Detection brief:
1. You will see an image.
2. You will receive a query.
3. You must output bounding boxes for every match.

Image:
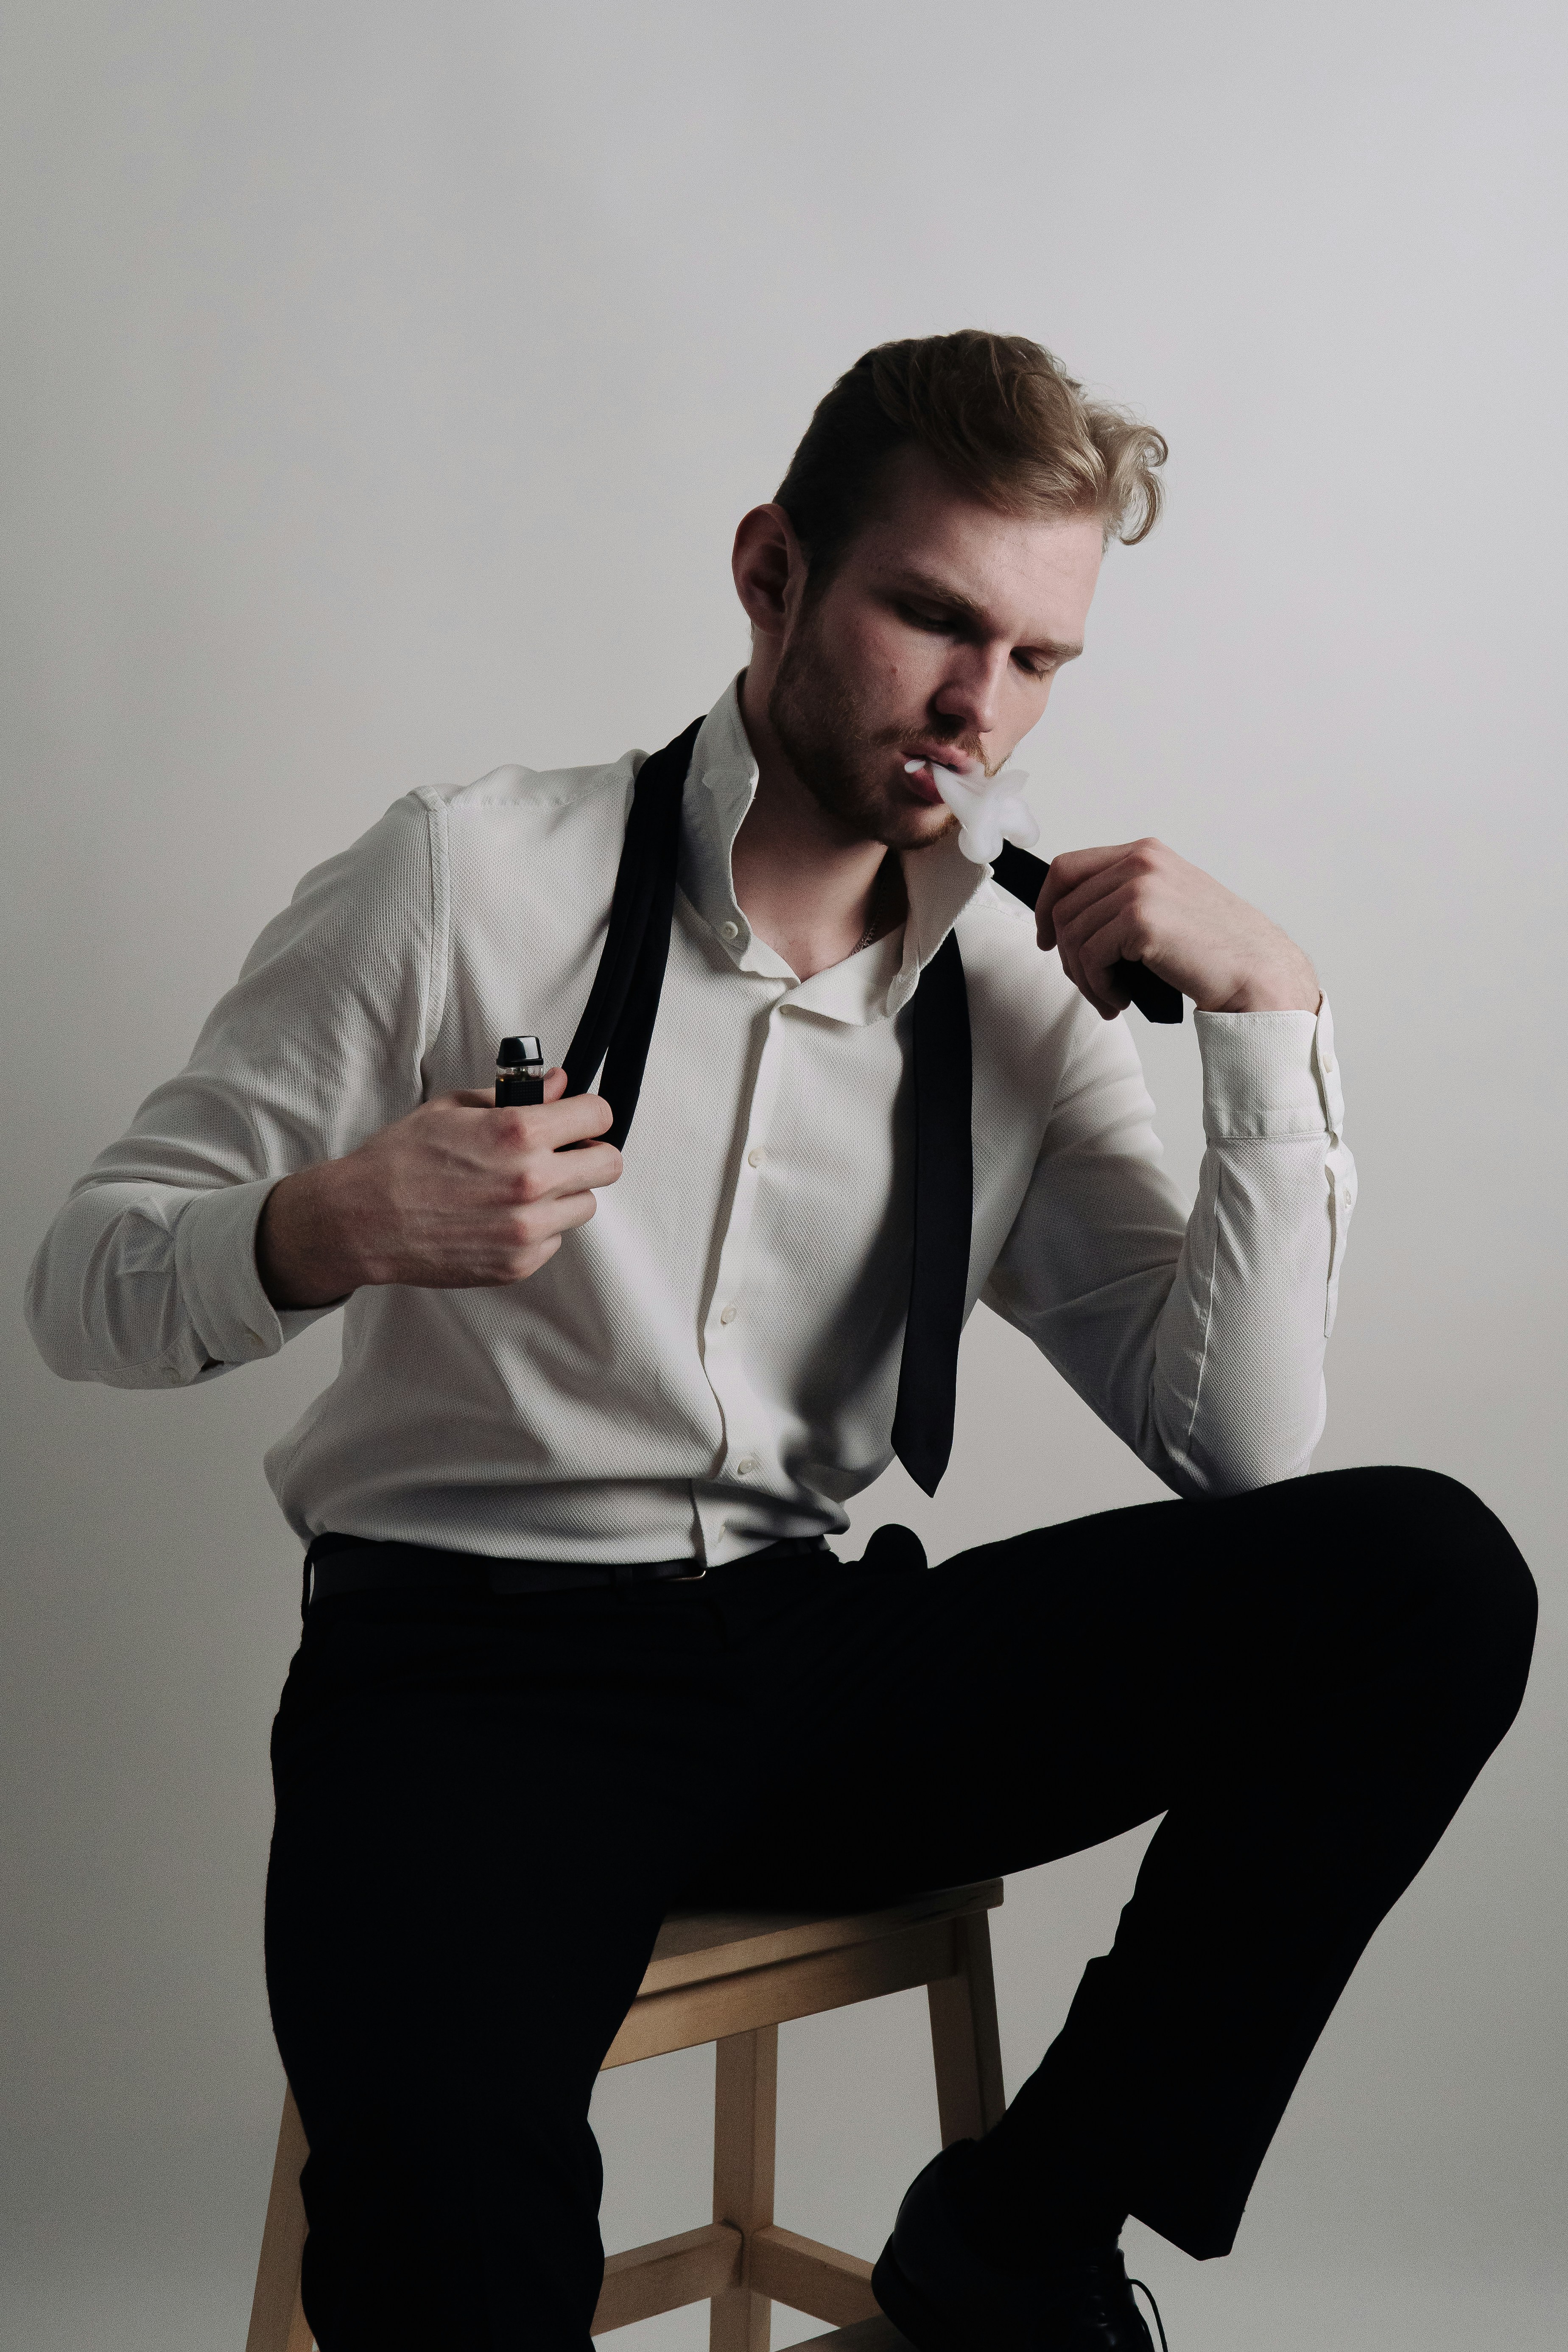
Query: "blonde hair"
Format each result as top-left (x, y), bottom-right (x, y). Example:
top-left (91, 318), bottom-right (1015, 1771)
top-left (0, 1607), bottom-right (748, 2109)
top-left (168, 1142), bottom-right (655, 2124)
top-left (776, 330), bottom-right (1166, 579)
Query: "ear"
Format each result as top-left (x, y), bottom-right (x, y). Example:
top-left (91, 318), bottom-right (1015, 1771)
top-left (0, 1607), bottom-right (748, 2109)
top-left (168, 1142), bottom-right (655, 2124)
top-left (732, 503), bottom-right (806, 640)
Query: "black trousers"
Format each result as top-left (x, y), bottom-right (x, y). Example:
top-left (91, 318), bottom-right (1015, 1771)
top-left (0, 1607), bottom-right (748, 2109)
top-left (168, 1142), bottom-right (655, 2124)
top-left (264, 1467), bottom-right (1535, 2350)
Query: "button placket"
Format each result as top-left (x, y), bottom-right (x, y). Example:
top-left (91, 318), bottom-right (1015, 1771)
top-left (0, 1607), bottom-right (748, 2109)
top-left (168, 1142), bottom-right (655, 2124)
top-left (1314, 1001), bottom-right (1355, 1334)
top-left (1313, 1004), bottom-right (1345, 1144)
top-left (701, 994), bottom-right (791, 1480)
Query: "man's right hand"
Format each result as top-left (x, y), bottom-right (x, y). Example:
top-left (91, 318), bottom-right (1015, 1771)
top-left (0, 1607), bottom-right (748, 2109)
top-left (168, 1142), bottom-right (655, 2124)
top-left (255, 1070), bottom-right (622, 1310)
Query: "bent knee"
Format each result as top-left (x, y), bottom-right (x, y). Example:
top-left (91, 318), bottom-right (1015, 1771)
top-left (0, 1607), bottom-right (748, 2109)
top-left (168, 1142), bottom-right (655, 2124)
top-left (1371, 1465), bottom-right (1537, 1684)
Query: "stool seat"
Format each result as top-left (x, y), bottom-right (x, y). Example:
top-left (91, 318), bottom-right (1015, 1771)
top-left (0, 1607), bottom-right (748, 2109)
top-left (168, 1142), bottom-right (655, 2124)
top-left (605, 1879), bottom-right (1003, 2067)
top-left (246, 1878), bottom-right (1004, 2352)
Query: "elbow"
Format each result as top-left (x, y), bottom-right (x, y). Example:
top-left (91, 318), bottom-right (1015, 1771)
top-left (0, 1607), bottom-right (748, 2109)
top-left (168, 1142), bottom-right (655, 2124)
top-left (24, 1251), bottom-right (127, 1386)
top-left (1156, 1374), bottom-right (1328, 1500)
top-left (23, 1243), bottom-right (88, 1382)
top-left (23, 1218), bottom-right (199, 1390)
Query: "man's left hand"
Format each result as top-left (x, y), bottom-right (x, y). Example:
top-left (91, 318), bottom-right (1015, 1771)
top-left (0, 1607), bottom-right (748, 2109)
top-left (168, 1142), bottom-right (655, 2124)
top-left (1036, 838), bottom-right (1321, 1019)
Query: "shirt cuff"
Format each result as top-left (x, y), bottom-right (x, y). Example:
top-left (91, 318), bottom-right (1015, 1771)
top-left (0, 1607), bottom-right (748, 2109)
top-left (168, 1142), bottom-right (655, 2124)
top-left (1195, 994), bottom-right (1345, 1143)
top-left (171, 1177), bottom-right (319, 1368)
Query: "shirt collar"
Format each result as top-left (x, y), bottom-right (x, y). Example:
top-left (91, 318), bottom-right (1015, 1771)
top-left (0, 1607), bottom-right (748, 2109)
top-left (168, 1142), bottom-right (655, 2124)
top-left (678, 673), bottom-right (989, 1028)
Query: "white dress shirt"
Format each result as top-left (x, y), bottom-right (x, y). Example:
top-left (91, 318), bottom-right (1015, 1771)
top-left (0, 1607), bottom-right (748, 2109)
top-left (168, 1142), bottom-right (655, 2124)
top-left (26, 677), bottom-right (1356, 1566)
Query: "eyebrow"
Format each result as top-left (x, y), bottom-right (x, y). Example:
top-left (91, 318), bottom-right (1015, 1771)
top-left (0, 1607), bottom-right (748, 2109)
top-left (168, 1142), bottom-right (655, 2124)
top-left (889, 568), bottom-right (1084, 663)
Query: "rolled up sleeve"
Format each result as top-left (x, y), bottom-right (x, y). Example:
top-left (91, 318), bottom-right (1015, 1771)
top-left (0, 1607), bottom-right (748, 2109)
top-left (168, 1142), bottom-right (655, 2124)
top-left (25, 791), bottom-right (444, 1388)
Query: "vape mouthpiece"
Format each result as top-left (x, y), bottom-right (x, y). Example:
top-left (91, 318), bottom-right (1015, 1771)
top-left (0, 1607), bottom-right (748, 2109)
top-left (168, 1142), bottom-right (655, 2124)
top-left (904, 759), bottom-right (1040, 866)
top-left (496, 1035), bottom-right (546, 1106)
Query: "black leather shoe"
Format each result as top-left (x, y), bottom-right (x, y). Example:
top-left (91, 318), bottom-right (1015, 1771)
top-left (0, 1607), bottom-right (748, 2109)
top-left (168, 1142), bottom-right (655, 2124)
top-left (872, 2149), bottom-right (1165, 2351)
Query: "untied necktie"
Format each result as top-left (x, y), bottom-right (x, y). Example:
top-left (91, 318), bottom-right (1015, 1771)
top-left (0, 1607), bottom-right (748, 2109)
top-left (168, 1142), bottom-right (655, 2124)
top-left (561, 720), bottom-right (1179, 1497)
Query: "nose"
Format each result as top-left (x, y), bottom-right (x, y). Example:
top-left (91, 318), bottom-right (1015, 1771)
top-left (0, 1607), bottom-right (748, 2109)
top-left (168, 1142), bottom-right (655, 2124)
top-left (931, 643), bottom-right (1010, 742)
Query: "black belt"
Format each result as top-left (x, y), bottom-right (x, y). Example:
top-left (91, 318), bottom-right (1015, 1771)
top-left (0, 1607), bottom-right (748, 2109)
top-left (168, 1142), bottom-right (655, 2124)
top-left (302, 1530), bottom-right (830, 1611)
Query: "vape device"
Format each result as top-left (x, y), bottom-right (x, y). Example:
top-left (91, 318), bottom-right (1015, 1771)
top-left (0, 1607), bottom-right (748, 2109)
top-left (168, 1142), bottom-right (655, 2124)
top-left (495, 1035), bottom-right (546, 1106)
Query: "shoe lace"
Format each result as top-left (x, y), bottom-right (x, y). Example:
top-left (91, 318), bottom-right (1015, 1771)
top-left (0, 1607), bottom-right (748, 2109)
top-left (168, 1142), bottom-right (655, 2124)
top-left (1128, 2276), bottom-right (1170, 2352)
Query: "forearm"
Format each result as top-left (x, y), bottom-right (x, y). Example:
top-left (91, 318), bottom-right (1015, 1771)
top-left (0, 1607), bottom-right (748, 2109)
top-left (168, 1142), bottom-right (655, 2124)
top-left (987, 996), bottom-right (1353, 1499)
top-left (1148, 1003), bottom-right (1352, 1493)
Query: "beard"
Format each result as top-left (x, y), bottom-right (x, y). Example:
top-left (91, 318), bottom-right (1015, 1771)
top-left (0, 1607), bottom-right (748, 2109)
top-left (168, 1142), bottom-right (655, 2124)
top-left (767, 612), bottom-right (972, 851)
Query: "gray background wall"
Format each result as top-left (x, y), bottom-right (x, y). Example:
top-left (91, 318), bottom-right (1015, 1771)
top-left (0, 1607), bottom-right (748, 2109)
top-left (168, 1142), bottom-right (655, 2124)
top-left (3, 4), bottom-right (1564, 2346)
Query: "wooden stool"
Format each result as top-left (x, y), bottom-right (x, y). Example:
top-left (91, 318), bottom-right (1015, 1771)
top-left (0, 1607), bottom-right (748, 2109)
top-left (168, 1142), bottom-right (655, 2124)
top-left (245, 1877), bottom-right (1003, 2352)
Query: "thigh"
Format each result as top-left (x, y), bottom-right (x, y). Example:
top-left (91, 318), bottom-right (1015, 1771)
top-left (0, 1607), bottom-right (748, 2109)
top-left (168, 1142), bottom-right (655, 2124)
top-left (701, 1465), bottom-right (1523, 1908)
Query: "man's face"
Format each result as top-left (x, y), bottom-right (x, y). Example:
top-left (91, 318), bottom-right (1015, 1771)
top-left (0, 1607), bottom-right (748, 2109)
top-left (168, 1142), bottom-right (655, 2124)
top-left (766, 445), bottom-right (1105, 851)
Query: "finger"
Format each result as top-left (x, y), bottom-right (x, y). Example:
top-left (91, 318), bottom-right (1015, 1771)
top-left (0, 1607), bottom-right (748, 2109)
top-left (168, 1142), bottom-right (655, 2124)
top-left (1049, 884), bottom-right (1138, 1018)
top-left (517, 1140), bottom-right (623, 1205)
top-left (490, 1088), bottom-right (615, 1151)
top-left (552, 1187), bottom-right (601, 1231)
top-left (1042, 859), bottom-right (1136, 953)
top-left (1036, 843), bottom-right (1138, 946)
top-left (1053, 875), bottom-right (1146, 963)
top-left (517, 1186), bottom-right (602, 1245)
top-left (535, 1086), bottom-right (612, 1141)
top-left (1073, 903), bottom-right (1146, 1018)
top-left (1057, 931), bottom-right (1129, 1020)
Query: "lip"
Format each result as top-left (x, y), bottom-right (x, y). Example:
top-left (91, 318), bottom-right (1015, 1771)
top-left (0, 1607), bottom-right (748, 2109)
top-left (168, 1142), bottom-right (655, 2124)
top-left (903, 744), bottom-right (984, 781)
top-left (900, 762), bottom-right (946, 807)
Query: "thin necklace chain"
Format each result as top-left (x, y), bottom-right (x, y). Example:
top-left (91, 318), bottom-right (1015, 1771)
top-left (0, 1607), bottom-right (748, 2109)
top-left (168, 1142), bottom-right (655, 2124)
top-left (855, 855), bottom-right (900, 955)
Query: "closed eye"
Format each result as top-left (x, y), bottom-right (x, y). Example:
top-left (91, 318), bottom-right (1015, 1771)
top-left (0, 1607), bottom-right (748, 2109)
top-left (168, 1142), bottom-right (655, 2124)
top-left (896, 600), bottom-right (961, 636)
top-left (888, 586), bottom-right (1081, 676)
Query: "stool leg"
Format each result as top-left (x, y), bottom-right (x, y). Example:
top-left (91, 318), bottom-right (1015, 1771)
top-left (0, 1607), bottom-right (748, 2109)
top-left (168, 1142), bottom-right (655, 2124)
top-left (927, 1912), bottom-right (1006, 2146)
top-left (245, 2084), bottom-right (316, 2352)
top-left (710, 2025), bottom-right (777, 2352)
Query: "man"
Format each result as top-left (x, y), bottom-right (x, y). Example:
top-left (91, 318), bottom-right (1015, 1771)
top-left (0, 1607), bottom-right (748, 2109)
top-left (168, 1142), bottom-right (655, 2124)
top-left (27, 332), bottom-right (1535, 2351)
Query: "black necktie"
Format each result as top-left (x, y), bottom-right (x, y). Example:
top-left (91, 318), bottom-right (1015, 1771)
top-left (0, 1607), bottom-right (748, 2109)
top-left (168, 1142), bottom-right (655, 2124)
top-left (562, 724), bottom-right (1180, 1496)
top-left (561, 719), bottom-right (702, 1148)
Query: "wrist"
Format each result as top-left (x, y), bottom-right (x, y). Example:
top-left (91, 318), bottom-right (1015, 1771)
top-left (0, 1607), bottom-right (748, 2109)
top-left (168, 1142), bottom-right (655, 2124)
top-left (1199, 950), bottom-right (1321, 1016)
top-left (256, 1161), bottom-right (361, 1309)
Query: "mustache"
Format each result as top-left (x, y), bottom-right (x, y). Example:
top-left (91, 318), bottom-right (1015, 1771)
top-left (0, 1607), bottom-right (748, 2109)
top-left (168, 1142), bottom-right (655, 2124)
top-left (871, 722), bottom-right (986, 756)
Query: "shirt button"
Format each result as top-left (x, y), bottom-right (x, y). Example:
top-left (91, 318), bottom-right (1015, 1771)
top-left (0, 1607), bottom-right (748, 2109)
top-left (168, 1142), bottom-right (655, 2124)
top-left (721, 920), bottom-right (739, 940)
top-left (747, 1147), bottom-right (765, 1169)
top-left (243, 1328), bottom-right (263, 1346)
top-left (735, 1455), bottom-right (758, 1477)
top-left (719, 1303), bottom-right (738, 1325)
top-left (1322, 1052), bottom-right (1335, 1073)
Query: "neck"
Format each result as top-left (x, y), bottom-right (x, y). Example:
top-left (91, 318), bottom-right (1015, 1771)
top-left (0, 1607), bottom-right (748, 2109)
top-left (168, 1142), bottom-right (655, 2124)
top-left (732, 666), bottom-right (898, 982)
